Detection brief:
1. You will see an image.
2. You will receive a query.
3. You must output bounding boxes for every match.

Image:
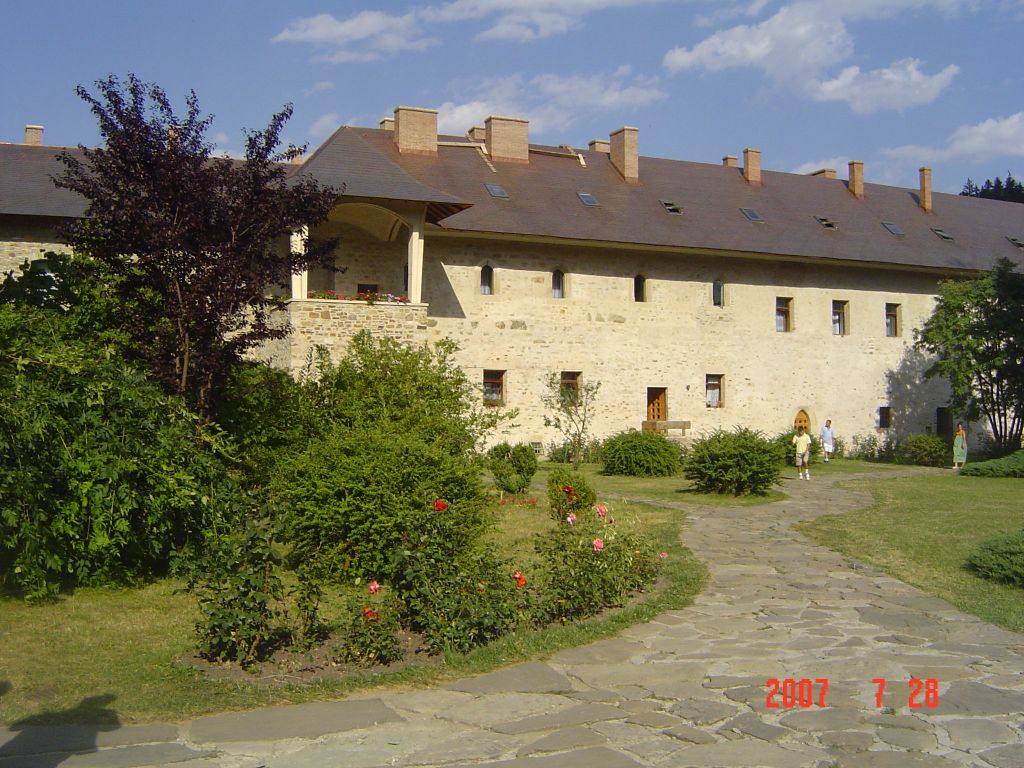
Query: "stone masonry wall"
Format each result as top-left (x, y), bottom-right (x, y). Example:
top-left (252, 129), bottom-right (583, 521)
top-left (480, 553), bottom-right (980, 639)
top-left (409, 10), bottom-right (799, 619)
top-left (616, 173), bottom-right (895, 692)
top-left (0, 216), bottom-right (70, 276)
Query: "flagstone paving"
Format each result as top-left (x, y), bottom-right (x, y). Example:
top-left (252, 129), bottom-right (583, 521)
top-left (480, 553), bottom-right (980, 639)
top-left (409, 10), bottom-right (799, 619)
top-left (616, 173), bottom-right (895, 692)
top-left (2, 468), bottom-right (1022, 767)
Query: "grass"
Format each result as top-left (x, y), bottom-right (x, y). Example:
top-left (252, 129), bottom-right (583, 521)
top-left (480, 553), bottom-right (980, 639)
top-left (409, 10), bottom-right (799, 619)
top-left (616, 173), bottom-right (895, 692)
top-left (0, 472), bottom-right (706, 727)
top-left (796, 473), bottom-right (1024, 632)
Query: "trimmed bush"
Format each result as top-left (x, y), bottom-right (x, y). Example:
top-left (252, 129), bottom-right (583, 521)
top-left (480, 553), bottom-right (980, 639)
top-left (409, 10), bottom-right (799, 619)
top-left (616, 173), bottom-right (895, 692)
top-left (546, 468), bottom-right (597, 522)
top-left (895, 433), bottom-right (949, 467)
top-left (966, 529), bottom-right (1024, 587)
top-left (546, 439), bottom-right (603, 464)
top-left (960, 449), bottom-right (1024, 477)
top-left (337, 588), bottom-right (403, 666)
top-left (601, 430), bottom-right (681, 477)
top-left (683, 428), bottom-right (784, 496)
top-left (488, 442), bottom-right (539, 494)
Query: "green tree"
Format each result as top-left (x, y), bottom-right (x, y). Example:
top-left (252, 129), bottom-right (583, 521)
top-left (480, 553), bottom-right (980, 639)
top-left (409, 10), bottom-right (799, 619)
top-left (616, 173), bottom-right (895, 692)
top-left (56, 74), bottom-right (338, 414)
top-left (542, 372), bottom-right (601, 469)
top-left (916, 258), bottom-right (1024, 454)
top-left (961, 173), bottom-right (1024, 203)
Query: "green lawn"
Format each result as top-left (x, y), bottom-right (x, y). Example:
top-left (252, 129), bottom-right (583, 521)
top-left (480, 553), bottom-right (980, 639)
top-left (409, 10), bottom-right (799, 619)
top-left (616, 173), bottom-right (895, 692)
top-left (0, 478), bottom-right (706, 726)
top-left (797, 473), bottom-right (1024, 632)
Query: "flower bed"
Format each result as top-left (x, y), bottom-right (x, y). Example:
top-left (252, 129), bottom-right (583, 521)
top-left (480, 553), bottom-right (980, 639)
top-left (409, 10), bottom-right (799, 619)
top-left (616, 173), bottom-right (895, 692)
top-left (307, 289), bottom-right (409, 304)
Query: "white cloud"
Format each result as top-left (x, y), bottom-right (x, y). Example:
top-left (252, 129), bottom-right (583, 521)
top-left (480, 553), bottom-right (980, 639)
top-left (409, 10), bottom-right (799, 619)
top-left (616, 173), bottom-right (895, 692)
top-left (663, 1), bottom-right (969, 113)
top-left (436, 68), bottom-right (667, 136)
top-left (304, 81), bottom-right (335, 96)
top-left (883, 113), bottom-right (1024, 164)
top-left (790, 156), bottom-right (850, 175)
top-left (309, 113), bottom-right (341, 139)
top-left (273, 10), bottom-right (436, 61)
top-left (813, 59), bottom-right (960, 113)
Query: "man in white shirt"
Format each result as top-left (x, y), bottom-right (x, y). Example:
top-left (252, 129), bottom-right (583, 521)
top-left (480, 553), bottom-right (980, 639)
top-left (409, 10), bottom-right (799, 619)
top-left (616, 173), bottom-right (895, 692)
top-left (819, 420), bottom-right (834, 463)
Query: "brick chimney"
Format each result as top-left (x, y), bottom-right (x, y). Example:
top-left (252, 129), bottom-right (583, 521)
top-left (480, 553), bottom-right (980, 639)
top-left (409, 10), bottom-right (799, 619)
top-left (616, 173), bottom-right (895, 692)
top-left (848, 160), bottom-right (864, 199)
top-left (919, 167), bottom-right (933, 213)
top-left (468, 125), bottom-right (486, 142)
top-left (393, 106), bottom-right (437, 155)
top-left (610, 126), bottom-right (639, 183)
top-left (589, 139), bottom-right (610, 154)
top-left (810, 168), bottom-right (837, 179)
top-left (24, 125), bottom-right (44, 145)
top-left (379, 117), bottom-right (394, 131)
top-left (743, 148), bottom-right (761, 184)
top-left (722, 155), bottom-right (738, 168)
top-left (485, 115), bottom-right (529, 163)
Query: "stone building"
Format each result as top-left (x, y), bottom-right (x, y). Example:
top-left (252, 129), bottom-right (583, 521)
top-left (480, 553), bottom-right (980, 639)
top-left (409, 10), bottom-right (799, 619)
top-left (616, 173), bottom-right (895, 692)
top-left (3, 112), bottom-right (1023, 449)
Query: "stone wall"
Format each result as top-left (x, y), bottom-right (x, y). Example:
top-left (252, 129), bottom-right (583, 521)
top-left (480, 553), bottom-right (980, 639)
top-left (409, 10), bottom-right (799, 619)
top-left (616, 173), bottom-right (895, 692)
top-left (0, 215), bottom-right (70, 276)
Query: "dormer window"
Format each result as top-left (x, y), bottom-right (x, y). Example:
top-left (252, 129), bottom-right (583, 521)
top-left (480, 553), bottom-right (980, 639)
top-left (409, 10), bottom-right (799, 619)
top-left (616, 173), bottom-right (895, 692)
top-left (660, 200), bottom-right (682, 215)
top-left (740, 207), bottom-right (765, 223)
top-left (484, 183), bottom-right (509, 199)
top-left (814, 215), bottom-right (838, 230)
top-left (882, 221), bottom-right (905, 236)
top-left (1007, 236), bottom-right (1024, 249)
top-left (931, 227), bottom-right (954, 241)
top-left (577, 192), bottom-right (600, 207)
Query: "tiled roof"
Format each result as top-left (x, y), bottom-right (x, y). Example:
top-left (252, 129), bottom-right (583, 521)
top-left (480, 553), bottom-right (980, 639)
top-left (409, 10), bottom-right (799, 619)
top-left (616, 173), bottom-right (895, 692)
top-left (0, 143), bottom-right (86, 218)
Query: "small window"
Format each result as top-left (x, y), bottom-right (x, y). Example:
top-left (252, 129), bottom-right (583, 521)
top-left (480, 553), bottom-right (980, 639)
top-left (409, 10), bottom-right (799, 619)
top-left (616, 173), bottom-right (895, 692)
top-left (931, 227), bottom-right (954, 241)
top-left (480, 265), bottom-right (493, 295)
top-left (878, 406), bottom-right (892, 429)
top-left (815, 215), bottom-right (838, 230)
top-left (882, 221), bottom-right (905, 236)
top-left (484, 183), bottom-right (509, 199)
top-left (705, 374), bottom-right (723, 408)
top-left (634, 274), bottom-right (646, 302)
top-left (936, 407), bottom-right (953, 438)
top-left (776, 297), bottom-right (792, 332)
top-left (552, 269), bottom-right (565, 299)
top-left (357, 283), bottom-right (378, 295)
top-left (577, 192), bottom-right (600, 207)
top-left (483, 370), bottom-right (505, 405)
top-left (740, 207), bottom-right (765, 223)
top-left (560, 371), bottom-right (581, 402)
top-left (1007, 236), bottom-right (1024, 249)
top-left (832, 300), bottom-right (848, 336)
top-left (402, 262), bottom-right (409, 293)
top-left (712, 280), bottom-right (724, 307)
top-left (660, 199), bottom-right (682, 215)
top-left (885, 303), bottom-right (900, 337)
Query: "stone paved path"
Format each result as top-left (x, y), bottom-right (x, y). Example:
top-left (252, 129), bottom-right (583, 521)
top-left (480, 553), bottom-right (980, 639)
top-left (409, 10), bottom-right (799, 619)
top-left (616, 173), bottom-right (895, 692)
top-left (3, 468), bottom-right (1023, 767)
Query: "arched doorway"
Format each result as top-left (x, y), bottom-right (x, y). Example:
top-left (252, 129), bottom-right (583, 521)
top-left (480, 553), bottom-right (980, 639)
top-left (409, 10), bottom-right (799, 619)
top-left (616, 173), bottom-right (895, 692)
top-left (793, 409), bottom-right (810, 431)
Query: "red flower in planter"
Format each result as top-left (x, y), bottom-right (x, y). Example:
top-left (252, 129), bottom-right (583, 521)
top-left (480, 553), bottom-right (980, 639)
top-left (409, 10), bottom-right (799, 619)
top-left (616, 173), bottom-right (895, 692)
top-left (362, 607), bottom-right (379, 621)
top-left (433, 499), bottom-right (449, 511)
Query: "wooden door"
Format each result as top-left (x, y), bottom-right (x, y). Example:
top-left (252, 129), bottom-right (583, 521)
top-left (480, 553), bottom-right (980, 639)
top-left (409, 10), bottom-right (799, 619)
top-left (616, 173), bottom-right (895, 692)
top-left (647, 388), bottom-right (667, 421)
top-left (793, 409), bottom-right (810, 431)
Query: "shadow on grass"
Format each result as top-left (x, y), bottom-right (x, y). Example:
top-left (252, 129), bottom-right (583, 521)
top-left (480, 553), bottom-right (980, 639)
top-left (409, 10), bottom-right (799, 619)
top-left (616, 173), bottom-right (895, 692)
top-left (0, 692), bottom-right (120, 767)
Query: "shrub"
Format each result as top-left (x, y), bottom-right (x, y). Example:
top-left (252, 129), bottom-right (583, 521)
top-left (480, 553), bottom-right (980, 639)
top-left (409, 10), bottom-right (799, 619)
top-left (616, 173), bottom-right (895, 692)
top-left (488, 442), bottom-right (538, 494)
top-left (848, 433), bottom-right (896, 461)
top-left (193, 518), bottom-right (285, 666)
top-left (895, 433), bottom-right (949, 467)
top-left (533, 508), bottom-right (660, 622)
top-left (966, 529), bottom-right (1024, 587)
top-left (602, 430), bottom-right (680, 477)
top-left (683, 428), bottom-right (784, 496)
top-left (393, 512), bottom-right (521, 654)
top-left (960, 449), bottom-right (1024, 477)
top-left (772, 430), bottom-right (821, 466)
top-left (0, 304), bottom-right (245, 600)
top-left (546, 439), bottom-right (603, 464)
top-left (546, 468), bottom-right (597, 522)
top-left (831, 436), bottom-right (847, 458)
top-left (337, 588), bottom-right (403, 666)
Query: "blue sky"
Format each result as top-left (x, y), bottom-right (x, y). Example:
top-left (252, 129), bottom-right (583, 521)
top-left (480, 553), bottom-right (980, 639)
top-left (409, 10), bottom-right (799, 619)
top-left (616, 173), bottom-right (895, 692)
top-left (3, 0), bottom-right (1023, 192)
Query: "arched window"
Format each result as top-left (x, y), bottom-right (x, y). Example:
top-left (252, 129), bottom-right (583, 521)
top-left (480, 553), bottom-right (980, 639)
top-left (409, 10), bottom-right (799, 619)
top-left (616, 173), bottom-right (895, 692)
top-left (480, 265), bottom-right (493, 295)
top-left (634, 274), bottom-right (646, 302)
top-left (712, 280), bottom-right (724, 307)
top-left (552, 269), bottom-right (565, 299)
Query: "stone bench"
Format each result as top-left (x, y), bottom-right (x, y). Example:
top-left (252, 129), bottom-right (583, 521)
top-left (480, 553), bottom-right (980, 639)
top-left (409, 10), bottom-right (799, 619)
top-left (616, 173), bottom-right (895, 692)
top-left (641, 420), bottom-right (691, 436)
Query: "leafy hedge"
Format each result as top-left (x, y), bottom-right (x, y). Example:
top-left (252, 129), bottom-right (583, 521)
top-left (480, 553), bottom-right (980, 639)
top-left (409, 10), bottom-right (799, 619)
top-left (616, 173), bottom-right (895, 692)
top-left (684, 428), bottom-right (784, 495)
top-left (601, 430), bottom-right (681, 477)
top-left (488, 442), bottom-right (539, 494)
top-left (960, 449), bottom-right (1024, 477)
top-left (895, 433), bottom-right (949, 467)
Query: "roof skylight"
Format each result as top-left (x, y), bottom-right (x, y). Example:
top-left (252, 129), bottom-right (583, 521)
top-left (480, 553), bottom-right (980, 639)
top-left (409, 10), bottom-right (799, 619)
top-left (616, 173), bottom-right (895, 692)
top-left (931, 227), bottom-right (954, 241)
top-left (814, 215), bottom-right (838, 230)
top-left (1007, 236), bottom-right (1024, 249)
top-left (740, 207), bottom-right (765, 223)
top-left (882, 221), bottom-right (905, 236)
top-left (660, 200), bottom-right (682, 215)
top-left (484, 183), bottom-right (509, 199)
top-left (578, 192), bottom-right (600, 207)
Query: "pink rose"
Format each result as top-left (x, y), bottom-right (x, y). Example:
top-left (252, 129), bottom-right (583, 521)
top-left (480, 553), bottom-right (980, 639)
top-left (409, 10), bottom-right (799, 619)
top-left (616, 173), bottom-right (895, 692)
top-left (368, 580), bottom-right (380, 594)
top-left (659, 552), bottom-right (668, 559)
top-left (593, 538), bottom-right (605, 552)
top-left (595, 504), bottom-right (607, 518)
top-left (566, 512), bottom-right (577, 525)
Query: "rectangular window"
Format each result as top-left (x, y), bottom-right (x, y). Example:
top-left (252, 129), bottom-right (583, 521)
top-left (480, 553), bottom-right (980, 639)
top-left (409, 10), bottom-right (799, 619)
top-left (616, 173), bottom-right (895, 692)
top-left (885, 303), bottom-right (900, 337)
top-left (776, 297), bottom-right (792, 332)
top-left (936, 407), bottom-right (953, 438)
top-left (712, 280), bottom-right (724, 307)
top-left (560, 371), bottom-right (581, 404)
top-left (483, 370), bottom-right (505, 405)
top-left (552, 270), bottom-right (565, 299)
top-left (832, 300), bottom-right (848, 335)
top-left (705, 374), bottom-right (723, 408)
top-left (878, 406), bottom-right (892, 429)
